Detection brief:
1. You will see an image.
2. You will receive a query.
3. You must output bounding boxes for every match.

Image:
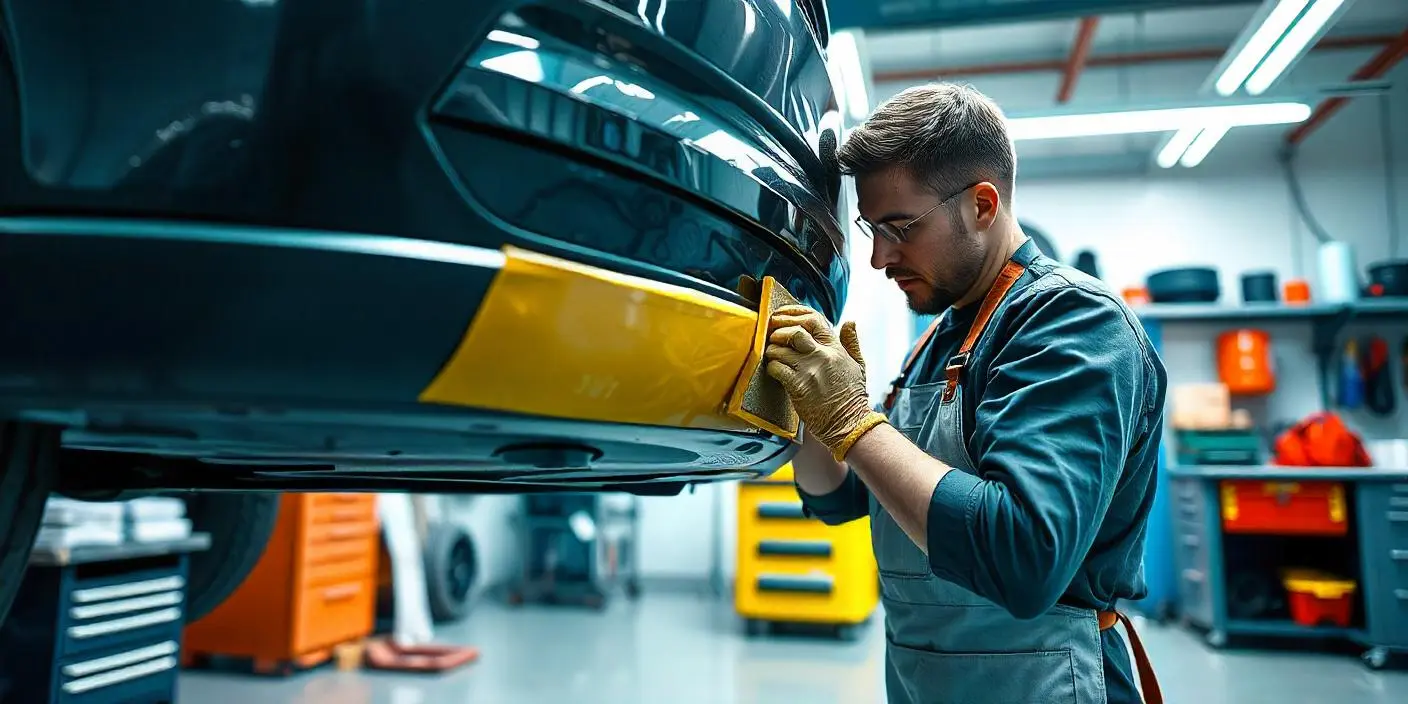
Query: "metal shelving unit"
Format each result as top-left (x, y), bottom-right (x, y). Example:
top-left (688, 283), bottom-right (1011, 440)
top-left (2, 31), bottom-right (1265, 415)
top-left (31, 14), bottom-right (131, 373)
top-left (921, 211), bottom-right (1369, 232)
top-left (1129, 298), bottom-right (1408, 626)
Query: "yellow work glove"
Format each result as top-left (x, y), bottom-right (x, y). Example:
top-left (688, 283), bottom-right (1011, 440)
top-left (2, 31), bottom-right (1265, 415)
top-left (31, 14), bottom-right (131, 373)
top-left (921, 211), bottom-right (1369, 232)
top-left (763, 305), bottom-right (888, 461)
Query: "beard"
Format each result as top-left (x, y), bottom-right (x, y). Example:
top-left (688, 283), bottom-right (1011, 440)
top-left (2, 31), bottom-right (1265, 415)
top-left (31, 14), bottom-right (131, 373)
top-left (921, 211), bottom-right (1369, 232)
top-left (899, 220), bottom-right (986, 316)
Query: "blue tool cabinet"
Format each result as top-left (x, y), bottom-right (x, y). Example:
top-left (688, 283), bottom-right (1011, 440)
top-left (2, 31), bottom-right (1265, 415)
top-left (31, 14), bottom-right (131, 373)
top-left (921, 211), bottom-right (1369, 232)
top-left (0, 536), bottom-right (209, 703)
top-left (1168, 466), bottom-right (1408, 668)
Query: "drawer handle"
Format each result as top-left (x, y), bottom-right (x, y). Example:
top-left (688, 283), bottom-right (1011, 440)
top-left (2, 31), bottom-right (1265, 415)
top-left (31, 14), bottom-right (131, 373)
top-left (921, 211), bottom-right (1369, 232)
top-left (330, 508), bottom-right (366, 520)
top-left (321, 524), bottom-right (374, 539)
top-left (1391, 497), bottom-right (1408, 508)
top-left (322, 584), bottom-right (362, 602)
top-left (758, 540), bottom-right (832, 558)
top-left (1177, 504), bottom-right (1199, 516)
top-left (1392, 550), bottom-right (1408, 561)
top-left (63, 655), bottom-right (177, 694)
top-left (63, 641), bottom-right (178, 678)
top-left (325, 494), bottom-right (368, 503)
top-left (756, 502), bottom-right (807, 520)
top-left (1389, 511), bottom-right (1408, 523)
top-left (71, 592), bottom-right (182, 620)
top-left (71, 576), bottom-right (184, 604)
top-left (1181, 535), bottom-right (1200, 548)
top-left (1181, 569), bottom-right (1205, 583)
top-left (68, 607), bottom-right (181, 639)
top-left (1392, 484), bottom-right (1408, 495)
top-left (757, 574), bottom-right (834, 595)
top-left (1397, 589), bottom-right (1408, 601)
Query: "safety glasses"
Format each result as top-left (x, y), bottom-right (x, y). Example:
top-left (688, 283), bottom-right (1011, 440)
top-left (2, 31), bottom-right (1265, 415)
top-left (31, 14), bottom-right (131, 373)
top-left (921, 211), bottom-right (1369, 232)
top-left (854, 182), bottom-right (981, 244)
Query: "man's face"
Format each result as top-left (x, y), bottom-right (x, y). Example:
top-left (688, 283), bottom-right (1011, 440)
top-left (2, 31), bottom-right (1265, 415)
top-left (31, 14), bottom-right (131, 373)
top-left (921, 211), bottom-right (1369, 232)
top-left (855, 167), bottom-right (987, 315)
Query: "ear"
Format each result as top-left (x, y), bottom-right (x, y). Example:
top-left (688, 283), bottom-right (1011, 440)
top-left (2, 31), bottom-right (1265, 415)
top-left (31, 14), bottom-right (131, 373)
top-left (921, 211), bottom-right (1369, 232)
top-left (972, 182), bottom-right (1001, 231)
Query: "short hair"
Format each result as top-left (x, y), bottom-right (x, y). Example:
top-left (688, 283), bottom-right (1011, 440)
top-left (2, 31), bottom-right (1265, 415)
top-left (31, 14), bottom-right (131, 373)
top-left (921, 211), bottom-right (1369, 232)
top-left (837, 83), bottom-right (1016, 204)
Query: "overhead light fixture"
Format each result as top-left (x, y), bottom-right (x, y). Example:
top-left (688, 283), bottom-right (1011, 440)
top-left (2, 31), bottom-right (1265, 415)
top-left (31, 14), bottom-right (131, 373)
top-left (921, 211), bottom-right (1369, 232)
top-left (1180, 125), bottom-right (1231, 167)
top-left (1007, 102), bottom-right (1311, 140)
top-left (1215, 0), bottom-right (1309, 96)
top-left (1246, 0), bottom-right (1349, 95)
top-left (1157, 127), bottom-right (1204, 168)
top-left (828, 30), bottom-right (869, 121)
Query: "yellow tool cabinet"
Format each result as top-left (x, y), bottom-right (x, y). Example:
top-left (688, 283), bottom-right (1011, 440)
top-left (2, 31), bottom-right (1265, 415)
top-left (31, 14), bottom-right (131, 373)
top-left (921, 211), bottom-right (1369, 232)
top-left (735, 464), bottom-right (878, 638)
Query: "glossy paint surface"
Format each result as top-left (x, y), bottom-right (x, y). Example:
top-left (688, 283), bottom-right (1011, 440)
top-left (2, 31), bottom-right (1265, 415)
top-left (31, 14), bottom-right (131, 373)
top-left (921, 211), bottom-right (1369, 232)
top-left (0, 0), bottom-right (845, 317)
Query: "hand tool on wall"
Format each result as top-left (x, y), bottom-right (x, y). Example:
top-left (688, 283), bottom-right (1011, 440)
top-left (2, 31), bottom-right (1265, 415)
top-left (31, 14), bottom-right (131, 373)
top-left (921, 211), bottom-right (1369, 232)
top-left (1337, 339), bottom-right (1364, 410)
top-left (1363, 336), bottom-right (1396, 416)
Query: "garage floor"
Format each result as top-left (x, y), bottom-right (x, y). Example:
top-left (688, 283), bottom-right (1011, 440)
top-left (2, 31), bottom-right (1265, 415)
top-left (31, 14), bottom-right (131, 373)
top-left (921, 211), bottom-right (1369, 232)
top-left (179, 592), bottom-right (1408, 703)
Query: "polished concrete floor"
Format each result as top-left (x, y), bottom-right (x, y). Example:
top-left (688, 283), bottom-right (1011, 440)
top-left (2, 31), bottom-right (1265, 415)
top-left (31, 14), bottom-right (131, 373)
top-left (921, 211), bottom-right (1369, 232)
top-left (178, 592), bottom-right (1408, 703)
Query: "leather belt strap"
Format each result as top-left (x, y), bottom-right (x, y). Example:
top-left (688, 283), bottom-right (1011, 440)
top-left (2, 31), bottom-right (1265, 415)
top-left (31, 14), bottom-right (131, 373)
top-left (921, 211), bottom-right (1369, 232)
top-left (941, 260), bottom-right (1026, 403)
top-left (1099, 610), bottom-right (1164, 704)
top-left (883, 259), bottom-right (1028, 409)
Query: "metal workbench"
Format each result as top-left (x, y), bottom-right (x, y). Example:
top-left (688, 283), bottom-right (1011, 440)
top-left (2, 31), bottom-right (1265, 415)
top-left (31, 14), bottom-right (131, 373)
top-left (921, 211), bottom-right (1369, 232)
top-left (1167, 465), bottom-right (1408, 669)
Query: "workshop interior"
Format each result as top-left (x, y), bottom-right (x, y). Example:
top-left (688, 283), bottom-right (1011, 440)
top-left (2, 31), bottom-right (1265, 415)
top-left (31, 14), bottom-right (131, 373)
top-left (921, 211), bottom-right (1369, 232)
top-left (1, 0), bottom-right (1408, 701)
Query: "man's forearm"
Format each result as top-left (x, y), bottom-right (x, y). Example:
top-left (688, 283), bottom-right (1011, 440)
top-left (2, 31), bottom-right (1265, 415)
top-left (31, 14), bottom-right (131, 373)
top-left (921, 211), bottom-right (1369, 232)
top-left (791, 428), bottom-right (850, 496)
top-left (845, 423), bottom-right (953, 552)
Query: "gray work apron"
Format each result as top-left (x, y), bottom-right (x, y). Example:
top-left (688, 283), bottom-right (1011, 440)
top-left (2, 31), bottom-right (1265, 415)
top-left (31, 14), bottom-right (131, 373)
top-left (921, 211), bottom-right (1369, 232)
top-left (873, 259), bottom-right (1110, 704)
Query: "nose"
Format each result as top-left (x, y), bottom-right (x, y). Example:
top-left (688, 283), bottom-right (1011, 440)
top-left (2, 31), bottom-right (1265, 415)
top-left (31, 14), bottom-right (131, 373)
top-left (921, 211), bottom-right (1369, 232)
top-left (869, 235), bottom-right (900, 271)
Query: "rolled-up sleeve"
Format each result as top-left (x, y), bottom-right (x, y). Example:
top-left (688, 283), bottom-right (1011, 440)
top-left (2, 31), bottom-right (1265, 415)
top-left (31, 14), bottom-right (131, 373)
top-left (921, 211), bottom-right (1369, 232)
top-left (796, 469), bottom-right (870, 526)
top-left (925, 284), bottom-right (1145, 619)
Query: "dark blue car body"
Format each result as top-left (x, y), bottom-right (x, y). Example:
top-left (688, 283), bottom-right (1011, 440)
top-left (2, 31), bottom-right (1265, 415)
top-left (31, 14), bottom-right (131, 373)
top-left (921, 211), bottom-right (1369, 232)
top-left (0, 0), bottom-right (846, 493)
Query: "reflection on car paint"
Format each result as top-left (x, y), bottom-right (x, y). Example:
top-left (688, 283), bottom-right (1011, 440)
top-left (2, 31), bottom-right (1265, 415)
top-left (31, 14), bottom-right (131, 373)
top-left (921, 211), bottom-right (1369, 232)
top-left (436, 8), bottom-right (845, 316)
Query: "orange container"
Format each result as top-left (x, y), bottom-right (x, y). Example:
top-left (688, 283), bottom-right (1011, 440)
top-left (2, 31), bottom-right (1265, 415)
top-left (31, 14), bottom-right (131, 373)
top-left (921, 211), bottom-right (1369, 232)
top-left (1220, 480), bottom-right (1348, 536)
top-left (1217, 329), bottom-right (1275, 395)
top-left (184, 494), bottom-right (379, 667)
top-left (1283, 279), bottom-right (1311, 304)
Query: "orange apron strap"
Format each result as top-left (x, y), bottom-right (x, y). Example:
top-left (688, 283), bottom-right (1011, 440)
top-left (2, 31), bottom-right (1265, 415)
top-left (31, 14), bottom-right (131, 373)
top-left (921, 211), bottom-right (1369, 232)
top-left (941, 260), bottom-right (1026, 403)
top-left (1100, 610), bottom-right (1164, 704)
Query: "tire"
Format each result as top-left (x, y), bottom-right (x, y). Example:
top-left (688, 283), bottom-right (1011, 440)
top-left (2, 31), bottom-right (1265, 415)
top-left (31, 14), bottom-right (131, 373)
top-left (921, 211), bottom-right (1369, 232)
top-left (423, 520), bottom-right (477, 623)
top-left (183, 492), bottom-right (280, 622)
top-left (0, 423), bottom-right (59, 625)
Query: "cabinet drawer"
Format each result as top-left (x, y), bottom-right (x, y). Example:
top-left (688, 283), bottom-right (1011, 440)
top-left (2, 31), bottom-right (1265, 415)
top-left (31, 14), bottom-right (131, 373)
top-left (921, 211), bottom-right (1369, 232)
top-left (308, 501), bottom-right (377, 525)
top-left (292, 580), bottom-right (374, 654)
top-left (300, 552), bottom-right (376, 588)
top-left (310, 493), bottom-right (377, 510)
top-left (62, 572), bottom-right (185, 658)
top-left (57, 640), bottom-right (179, 704)
top-left (306, 520), bottom-right (378, 546)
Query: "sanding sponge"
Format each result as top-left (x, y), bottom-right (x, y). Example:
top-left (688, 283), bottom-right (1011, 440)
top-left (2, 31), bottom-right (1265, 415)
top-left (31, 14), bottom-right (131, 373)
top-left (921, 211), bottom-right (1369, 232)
top-left (725, 276), bottom-right (801, 441)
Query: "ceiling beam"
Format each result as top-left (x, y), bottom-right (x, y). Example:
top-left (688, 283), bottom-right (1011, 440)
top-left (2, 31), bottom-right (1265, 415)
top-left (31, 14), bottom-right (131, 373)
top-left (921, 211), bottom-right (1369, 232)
top-left (873, 33), bottom-right (1396, 84)
top-left (1058, 18), bottom-right (1102, 103)
top-left (1287, 27), bottom-right (1408, 145)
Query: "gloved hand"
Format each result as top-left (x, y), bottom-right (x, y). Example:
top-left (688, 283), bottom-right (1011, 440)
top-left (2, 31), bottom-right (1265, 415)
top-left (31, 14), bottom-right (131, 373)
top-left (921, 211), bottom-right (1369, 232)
top-left (764, 305), bottom-right (888, 461)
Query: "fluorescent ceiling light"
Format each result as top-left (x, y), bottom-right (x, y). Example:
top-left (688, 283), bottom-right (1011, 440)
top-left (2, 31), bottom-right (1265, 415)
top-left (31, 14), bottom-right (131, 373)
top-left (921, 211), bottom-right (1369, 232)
top-left (1246, 0), bottom-right (1347, 95)
top-left (1180, 125), bottom-right (1231, 167)
top-left (1007, 102), bottom-right (1311, 140)
top-left (1215, 0), bottom-right (1309, 96)
top-left (1157, 127), bottom-right (1204, 168)
top-left (828, 30), bottom-right (869, 121)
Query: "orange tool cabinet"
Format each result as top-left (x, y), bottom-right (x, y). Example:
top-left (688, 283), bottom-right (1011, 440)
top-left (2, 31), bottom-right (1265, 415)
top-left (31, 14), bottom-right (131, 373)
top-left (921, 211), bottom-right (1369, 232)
top-left (184, 494), bottom-right (379, 671)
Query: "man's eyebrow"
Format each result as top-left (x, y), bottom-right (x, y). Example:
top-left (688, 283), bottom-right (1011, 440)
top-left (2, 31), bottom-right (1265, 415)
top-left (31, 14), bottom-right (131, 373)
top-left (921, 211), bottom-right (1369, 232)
top-left (877, 212), bottom-right (914, 224)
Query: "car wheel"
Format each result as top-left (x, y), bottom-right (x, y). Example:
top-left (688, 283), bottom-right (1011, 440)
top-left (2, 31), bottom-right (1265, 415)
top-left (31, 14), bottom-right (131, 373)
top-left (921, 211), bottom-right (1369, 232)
top-left (183, 493), bottom-right (280, 622)
top-left (0, 422), bottom-right (59, 625)
top-left (424, 520), bottom-right (477, 623)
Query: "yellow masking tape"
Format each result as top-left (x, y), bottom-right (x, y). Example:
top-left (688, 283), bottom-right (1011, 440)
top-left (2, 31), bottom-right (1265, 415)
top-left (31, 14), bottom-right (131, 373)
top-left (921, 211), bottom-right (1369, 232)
top-left (419, 246), bottom-right (758, 431)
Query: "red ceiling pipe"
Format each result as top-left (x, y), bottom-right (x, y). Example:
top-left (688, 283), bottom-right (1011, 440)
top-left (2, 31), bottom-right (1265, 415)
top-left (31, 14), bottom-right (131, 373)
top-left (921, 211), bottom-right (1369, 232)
top-left (873, 33), bottom-right (1397, 83)
top-left (1058, 18), bottom-right (1101, 103)
top-left (1287, 27), bottom-right (1408, 145)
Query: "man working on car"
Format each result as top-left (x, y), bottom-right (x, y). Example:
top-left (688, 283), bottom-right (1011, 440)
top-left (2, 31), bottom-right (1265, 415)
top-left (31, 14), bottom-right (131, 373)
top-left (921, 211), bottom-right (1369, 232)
top-left (762, 83), bottom-right (1168, 704)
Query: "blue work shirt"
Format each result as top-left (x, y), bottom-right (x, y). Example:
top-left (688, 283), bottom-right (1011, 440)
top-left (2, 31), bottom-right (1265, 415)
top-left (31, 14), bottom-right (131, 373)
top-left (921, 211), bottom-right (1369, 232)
top-left (799, 239), bottom-right (1167, 703)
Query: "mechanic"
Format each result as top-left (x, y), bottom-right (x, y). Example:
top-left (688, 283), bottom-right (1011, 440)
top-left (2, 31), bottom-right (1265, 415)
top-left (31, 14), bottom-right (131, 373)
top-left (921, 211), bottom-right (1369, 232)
top-left (762, 82), bottom-right (1167, 704)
